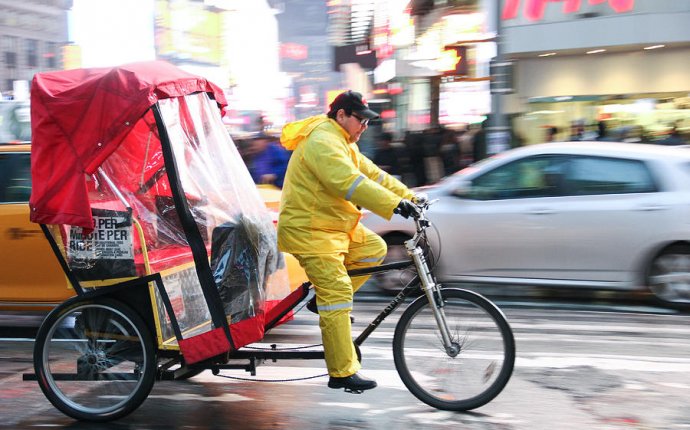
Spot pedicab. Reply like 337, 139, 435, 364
24, 61, 310, 421
24, 61, 515, 423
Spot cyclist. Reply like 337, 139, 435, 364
278, 90, 418, 392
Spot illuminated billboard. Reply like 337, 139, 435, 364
155, 0, 222, 65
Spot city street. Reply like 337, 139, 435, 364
1, 2, 690, 430
2, 293, 690, 429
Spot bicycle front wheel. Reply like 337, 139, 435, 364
393, 288, 515, 411
33, 298, 156, 422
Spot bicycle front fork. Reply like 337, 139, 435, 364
406, 244, 459, 356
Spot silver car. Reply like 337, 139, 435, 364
363, 142, 690, 308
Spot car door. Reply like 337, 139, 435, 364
435, 154, 568, 280
538, 155, 665, 283
0, 150, 73, 307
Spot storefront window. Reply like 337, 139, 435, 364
439, 80, 490, 125
514, 93, 690, 145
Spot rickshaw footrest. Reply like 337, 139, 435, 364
230, 350, 325, 361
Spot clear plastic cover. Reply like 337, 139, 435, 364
47, 93, 290, 348
157, 93, 290, 323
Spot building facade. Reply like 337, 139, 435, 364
368, 0, 494, 134
502, 0, 690, 144
0, 0, 72, 99
277, 0, 343, 122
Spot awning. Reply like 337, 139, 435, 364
374, 59, 441, 83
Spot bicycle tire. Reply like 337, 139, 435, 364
33, 297, 156, 422
393, 288, 515, 411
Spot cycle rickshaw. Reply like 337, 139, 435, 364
24, 61, 515, 422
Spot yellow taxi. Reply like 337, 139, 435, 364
0, 143, 73, 310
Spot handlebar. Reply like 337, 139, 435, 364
411, 198, 436, 225
406, 197, 438, 251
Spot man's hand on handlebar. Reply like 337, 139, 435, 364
394, 199, 419, 219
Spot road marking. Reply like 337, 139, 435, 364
318, 402, 370, 409
658, 382, 690, 389
145, 392, 252, 402
517, 355, 690, 372
509, 322, 690, 334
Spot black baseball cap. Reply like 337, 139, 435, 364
329, 90, 379, 120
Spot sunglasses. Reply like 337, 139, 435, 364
351, 113, 369, 126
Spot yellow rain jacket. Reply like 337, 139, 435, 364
278, 115, 413, 255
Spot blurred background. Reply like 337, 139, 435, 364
1, 0, 688, 180
3, 4, 690, 427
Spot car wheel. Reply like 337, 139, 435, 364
374, 233, 416, 295
647, 244, 690, 309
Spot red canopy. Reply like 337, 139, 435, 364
29, 61, 227, 229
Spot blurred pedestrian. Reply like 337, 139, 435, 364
373, 132, 400, 176
545, 126, 559, 142
458, 125, 476, 168
621, 125, 643, 143
657, 126, 686, 146
596, 121, 610, 141
569, 120, 584, 141
405, 131, 427, 186
246, 133, 290, 187
472, 119, 488, 162
439, 128, 460, 176
422, 127, 444, 183
581, 123, 599, 141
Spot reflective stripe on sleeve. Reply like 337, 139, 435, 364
377, 173, 385, 184
345, 175, 366, 201
317, 301, 353, 312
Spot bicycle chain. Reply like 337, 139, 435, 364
213, 372, 328, 383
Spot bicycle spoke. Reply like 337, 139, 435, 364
393, 289, 515, 411
34, 299, 156, 422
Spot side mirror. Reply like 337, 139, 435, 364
451, 179, 472, 198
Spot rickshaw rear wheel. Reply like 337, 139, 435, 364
33, 297, 156, 422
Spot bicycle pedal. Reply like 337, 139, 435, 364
343, 388, 363, 394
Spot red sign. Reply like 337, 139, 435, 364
502, 0, 635, 22
380, 109, 396, 120
280, 43, 308, 60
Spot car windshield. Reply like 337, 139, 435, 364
0, 101, 31, 142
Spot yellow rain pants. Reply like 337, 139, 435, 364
293, 224, 386, 377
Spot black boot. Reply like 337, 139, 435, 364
328, 372, 377, 393
306, 297, 354, 323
